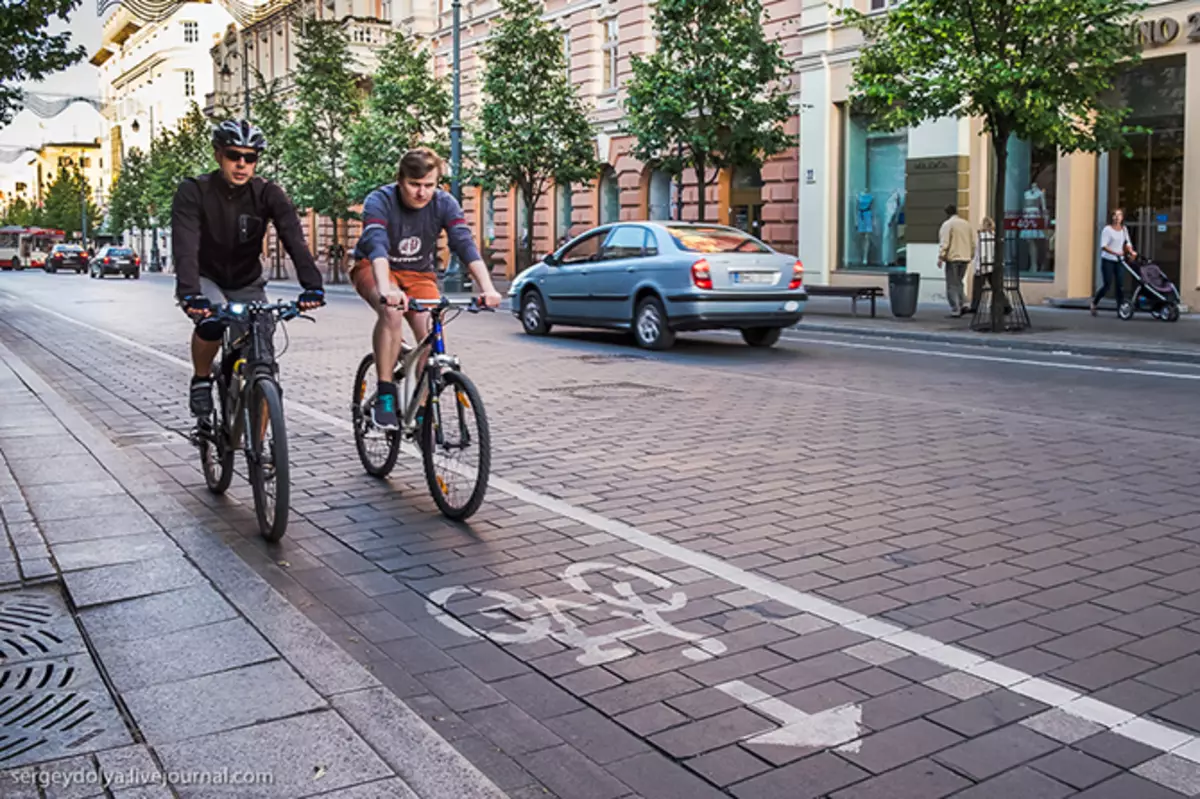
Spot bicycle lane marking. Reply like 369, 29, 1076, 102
18, 294, 1200, 767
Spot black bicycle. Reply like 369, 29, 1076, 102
190, 300, 313, 541
351, 296, 493, 520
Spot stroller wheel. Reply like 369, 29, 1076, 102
1167, 305, 1180, 323
1117, 301, 1135, 321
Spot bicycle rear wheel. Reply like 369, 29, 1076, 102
200, 373, 234, 494
248, 376, 289, 542
421, 370, 490, 520
352, 353, 401, 477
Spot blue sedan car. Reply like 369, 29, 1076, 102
508, 222, 807, 350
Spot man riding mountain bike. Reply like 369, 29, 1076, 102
350, 147, 502, 430
171, 119, 326, 417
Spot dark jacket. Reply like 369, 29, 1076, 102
171, 171, 322, 298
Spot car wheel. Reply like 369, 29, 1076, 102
520, 290, 551, 335
76, 268, 84, 274
742, 327, 782, 348
45, 266, 55, 274
634, 296, 675, 350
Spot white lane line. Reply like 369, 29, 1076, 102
18, 295, 1200, 765
773, 333, 1200, 380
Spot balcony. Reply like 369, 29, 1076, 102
343, 18, 393, 73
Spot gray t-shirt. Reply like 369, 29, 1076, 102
355, 186, 482, 273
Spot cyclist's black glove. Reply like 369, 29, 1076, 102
298, 289, 325, 307
181, 295, 212, 315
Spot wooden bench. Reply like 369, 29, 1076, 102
803, 285, 885, 318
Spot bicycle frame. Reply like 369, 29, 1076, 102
390, 299, 475, 435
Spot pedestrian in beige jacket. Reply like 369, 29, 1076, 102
938, 204, 974, 317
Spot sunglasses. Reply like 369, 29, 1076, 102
223, 149, 260, 164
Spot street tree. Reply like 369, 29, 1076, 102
145, 103, 214, 229
0, 0, 86, 126
39, 165, 99, 239
474, 0, 599, 271
347, 29, 450, 202
107, 147, 151, 236
624, 0, 795, 223
281, 16, 362, 283
1, 196, 38, 227
840, 0, 1146, 330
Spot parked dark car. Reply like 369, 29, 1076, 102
89, 246, 141, 279
508, 222, 807, 350
46, 243, 87, 274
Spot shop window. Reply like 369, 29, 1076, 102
998, 134, 1056, 276
841, 111, 907, 269
730, 166, 764, 236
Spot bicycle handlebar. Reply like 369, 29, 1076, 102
378, 295, 496, 314
209, 300, 311, 323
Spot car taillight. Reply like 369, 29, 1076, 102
691, 259, 713, 290
788, 260, 804, 290
104, 257, 111, 264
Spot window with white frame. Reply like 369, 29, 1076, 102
562, 29, 572, 81
602, 18, 619, 91
870, 0, 899, 9
183, 21, 199, 43
184, 69, 195, 97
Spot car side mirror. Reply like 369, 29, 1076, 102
543, 253, 558, 266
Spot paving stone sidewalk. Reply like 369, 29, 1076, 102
794, 296, 1200, 363
0, 340, 507, 799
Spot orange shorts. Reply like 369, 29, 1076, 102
350, 258, 441, 302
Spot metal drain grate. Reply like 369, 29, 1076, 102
570, 353, 648, 364
0, 588, 131, 767
542, 381, 679, 401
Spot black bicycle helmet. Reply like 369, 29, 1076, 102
212, 119, 267, 152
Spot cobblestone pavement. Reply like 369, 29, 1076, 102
3, 270, 1200, 798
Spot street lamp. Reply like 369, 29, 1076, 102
442, 0, 467, 293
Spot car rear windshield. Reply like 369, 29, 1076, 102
666, 226, 771, 254
55, 245, 82, 252
109, 248, 133, 256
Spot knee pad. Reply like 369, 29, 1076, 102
195, 318, 226, 342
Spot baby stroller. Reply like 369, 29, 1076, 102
1118, 255, 1181, 322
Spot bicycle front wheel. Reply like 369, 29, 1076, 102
248, 377, 290, 542
200, 373, 234, 494
352, 353, 401, 477
421, 370, 490, 520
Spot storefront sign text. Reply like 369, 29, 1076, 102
1136, 13, 1200, 48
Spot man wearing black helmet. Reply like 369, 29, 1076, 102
172, 119, 326, 418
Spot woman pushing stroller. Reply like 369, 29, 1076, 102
1091, 208, 1136, 316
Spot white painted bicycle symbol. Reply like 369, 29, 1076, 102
426, 561, 727, 666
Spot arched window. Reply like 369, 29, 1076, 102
599, 167, 619, 224
647, 168, 672, 220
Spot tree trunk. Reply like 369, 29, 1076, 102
989, 134, 1008, 332
695, 154, 708, 223
522, 186, 536, 274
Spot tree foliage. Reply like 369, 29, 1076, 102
624, 0, 794, 222
473, 0, 599, 270
279, 16, 361, 282
39, 165, 99, 238
347, 30, 450, 202
840, 0, 1146, 328
144, 103, 213, 224
250, 70, 292, 189
107, 147, 150, 235
1, 196, 38, 227
0, 0, 86, 126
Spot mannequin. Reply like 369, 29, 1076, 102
1021, 182, 1047, 271
856, 191, 874, 266
883, 189, 903, 266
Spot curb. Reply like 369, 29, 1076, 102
791, 321, 1200, 365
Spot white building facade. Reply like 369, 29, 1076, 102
91, 1, 234, 262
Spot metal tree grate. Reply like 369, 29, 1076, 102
0, 588, 130, 767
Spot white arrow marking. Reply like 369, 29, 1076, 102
716, 680, 864, 753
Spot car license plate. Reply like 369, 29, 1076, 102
733, 272, 775, 285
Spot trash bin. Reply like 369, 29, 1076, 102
888, 270, 920, 318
